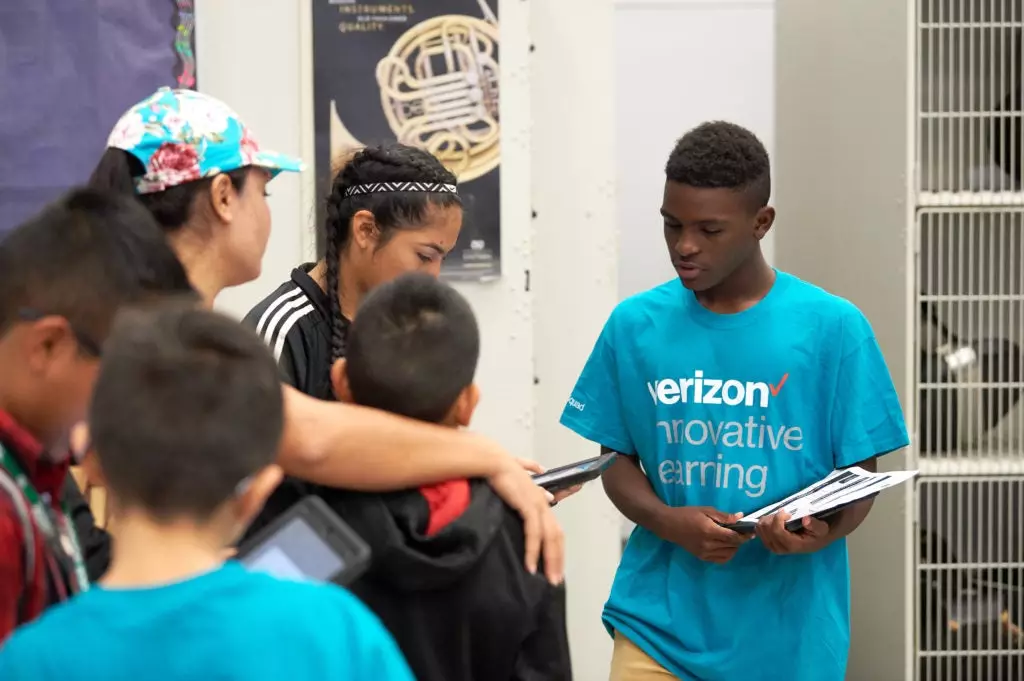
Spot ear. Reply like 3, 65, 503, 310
70, 421, 90, 455
70, 421, 95, 468
449, 383, 480, 428
349, 210, 378, 251
208, 173, 238, 225
330, 358, 353, 403
80, 450, 107, 488
234, 464, 284, 530
22, 317, 77, 374
753, 206, 776, 241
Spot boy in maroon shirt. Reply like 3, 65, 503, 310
0, 188, 193, 640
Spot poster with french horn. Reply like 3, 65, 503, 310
313, 0, 501, 281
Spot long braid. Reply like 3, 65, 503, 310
324, 188, 347, 361
322, 143, 461, 362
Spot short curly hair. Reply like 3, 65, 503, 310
665, 121, 771, 209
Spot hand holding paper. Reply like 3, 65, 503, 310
756, 511, 832, 555
725, 465, 918, 533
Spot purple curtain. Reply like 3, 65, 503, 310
0, 0, 195, 234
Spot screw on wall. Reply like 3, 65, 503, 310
524, 269, 531, 292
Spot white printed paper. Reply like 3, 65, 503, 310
734, 466, 917, 526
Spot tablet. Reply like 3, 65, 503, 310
236, 495, 371, 587
531, 450, 618, 492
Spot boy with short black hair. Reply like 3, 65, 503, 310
0, 188, 194, 642
0, 303, 414, 680
324, 272, 571, 681
562, 121, 909, 680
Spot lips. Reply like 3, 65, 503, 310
674, 262, 702, 281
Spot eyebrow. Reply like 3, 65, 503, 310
659, 209, 725, 226
422, 242, 447, 255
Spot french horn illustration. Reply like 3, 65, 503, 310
330, 0, 499, 182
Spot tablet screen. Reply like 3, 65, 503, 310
242, 516, 345, 582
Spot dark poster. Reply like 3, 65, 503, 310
312, 0, 501, 281
0, 0, 197, 235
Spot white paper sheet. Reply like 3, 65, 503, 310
734, 466, 918, 526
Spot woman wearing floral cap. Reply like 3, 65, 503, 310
78, 88, 563, 585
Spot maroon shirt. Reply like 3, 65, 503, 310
0, 409, 71, 643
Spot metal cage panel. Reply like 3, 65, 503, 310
917, 0, 1023, 204
913, 2, 1024, 678
916, 477, 1024, 680
916, 208, 1024, 475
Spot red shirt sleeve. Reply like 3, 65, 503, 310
0, 507, 26, 643
419, 480, 472, 537
0, 498, 44, 645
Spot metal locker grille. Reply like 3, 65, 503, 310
916, 209, 1024, 475
914, 2, 1024, 678
917, 0, 1024, 205
916, 478, 1024, 680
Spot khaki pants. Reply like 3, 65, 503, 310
609, 631, 679, 680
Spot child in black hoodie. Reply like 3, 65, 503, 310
323, 272, 572, 681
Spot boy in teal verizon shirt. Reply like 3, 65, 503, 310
561, 122, 909, 681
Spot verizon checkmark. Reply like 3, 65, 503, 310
769, 373, 789, 396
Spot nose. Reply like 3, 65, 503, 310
674, 230, 701, 258
424, 260, 444, 278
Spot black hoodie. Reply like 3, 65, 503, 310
313, 479, 572, 681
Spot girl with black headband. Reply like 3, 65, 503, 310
245, 144, 464, 399
243, 144, 579, 534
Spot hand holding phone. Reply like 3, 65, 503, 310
654, 506, 751, 564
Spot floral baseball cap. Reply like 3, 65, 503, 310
106, 87, 304, 195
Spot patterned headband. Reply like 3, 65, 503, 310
343, 181, 458, 197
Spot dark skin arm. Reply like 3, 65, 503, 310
600, 450, 669, 531
755, 457, 878, 555
600, 447, 749, 564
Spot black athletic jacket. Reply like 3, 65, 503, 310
242, 263, 341, 401
241, 264, 342, 533
241, 266, 573, 681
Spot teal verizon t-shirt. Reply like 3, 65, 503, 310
0, 562, 415, 681
560, 272, 909, 681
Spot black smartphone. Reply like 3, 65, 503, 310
236, 495, 371, 587
532, 450, 618, 492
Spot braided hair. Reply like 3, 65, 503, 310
323, 143, 461, 361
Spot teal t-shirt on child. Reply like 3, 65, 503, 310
560, 272, 909, 681
0, 562, 415, 681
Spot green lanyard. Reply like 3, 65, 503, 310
0, 443, 89, 595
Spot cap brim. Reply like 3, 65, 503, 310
253, 150, 305, 177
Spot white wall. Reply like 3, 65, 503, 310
531, 1, 623, 676
196, 0, 310, 319
614, 0, 776, 303
196, 0, 621, 676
